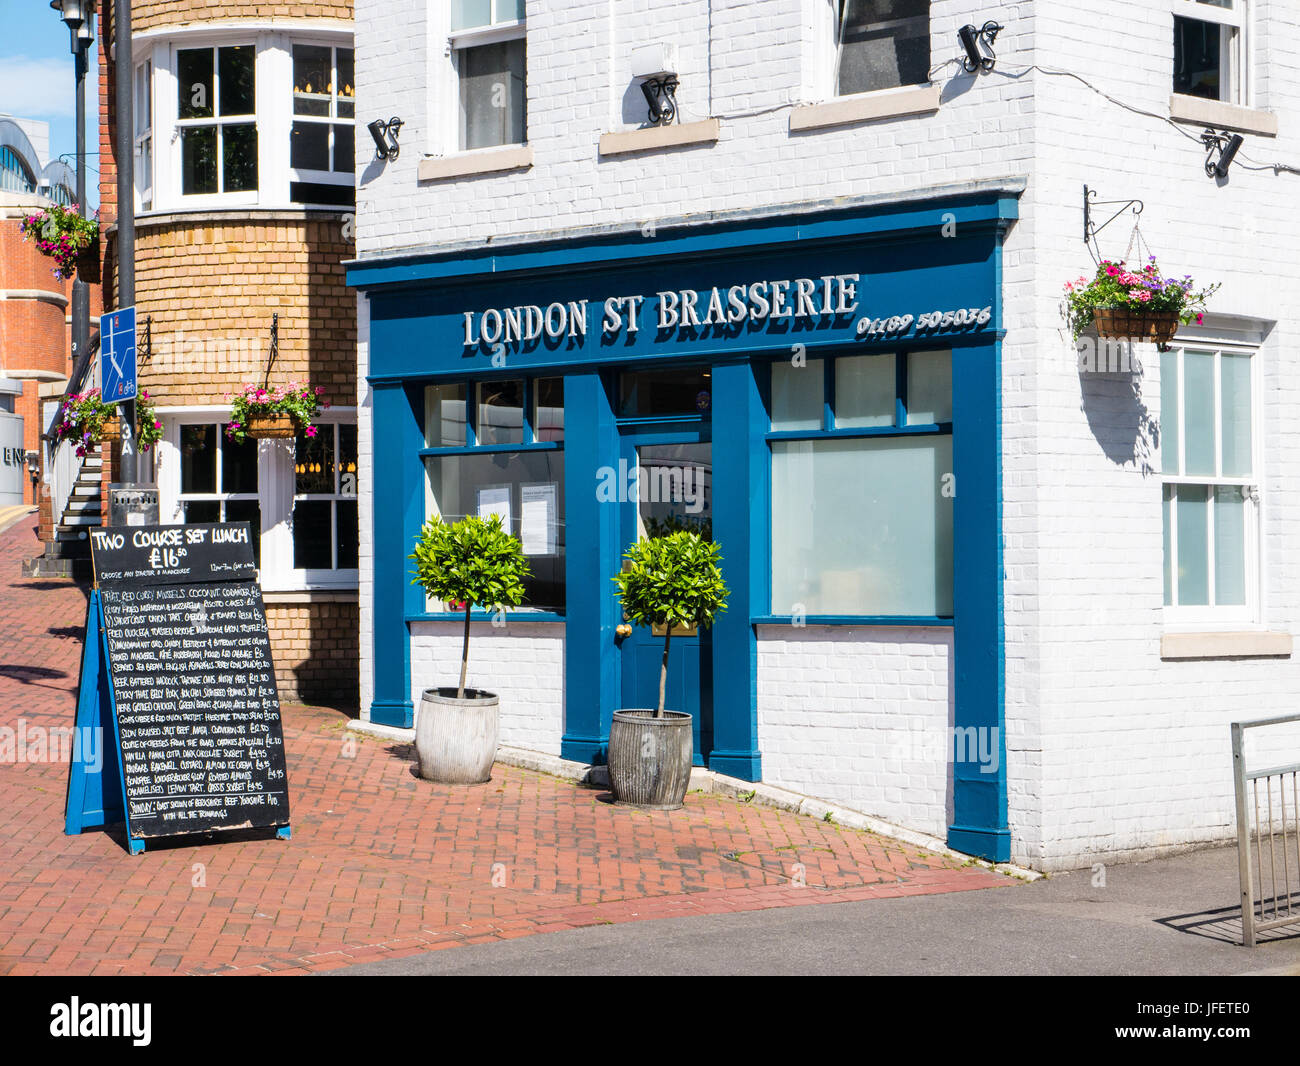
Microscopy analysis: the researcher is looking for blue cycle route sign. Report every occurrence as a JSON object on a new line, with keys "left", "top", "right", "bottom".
{"left": 100, "top": 307, "right": 137, "bottom": 404}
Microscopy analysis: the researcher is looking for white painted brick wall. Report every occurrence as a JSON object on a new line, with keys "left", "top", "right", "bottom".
{"left": 355, "top": 0, "right": 1300, "bottom": 869}
{"left": 757, "top": 626, "right": 955, "bottom": 838}
{"left": 409, "top": 621, "right": 566, "bottom": 755}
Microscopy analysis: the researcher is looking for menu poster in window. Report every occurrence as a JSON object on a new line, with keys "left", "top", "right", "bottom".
{"left": 476, "top": 485, "right": 512, "bottom": 531}
{"left": 520, "top": 482, "right": 557, "bottom": 556}
{"left": 65, "top": 523, "right": 291, "bottom": 852}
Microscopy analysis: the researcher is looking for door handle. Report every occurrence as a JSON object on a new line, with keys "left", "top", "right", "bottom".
{"left": 615, "top": 623, "right": 632, "bottom": 639}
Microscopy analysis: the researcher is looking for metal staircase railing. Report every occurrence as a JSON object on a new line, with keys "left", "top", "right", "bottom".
{"left": 42, "top": 330, "right": 100, "bottom": 533}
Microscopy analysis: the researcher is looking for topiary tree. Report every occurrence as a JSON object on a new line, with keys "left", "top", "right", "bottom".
{"left": 410, "top": 514, "right": 531, "bottom": 699}
{"left": 613, "top": 530, "right": 729, "bottom": 718}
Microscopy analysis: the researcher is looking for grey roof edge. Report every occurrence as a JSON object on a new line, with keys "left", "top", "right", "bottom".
{"left": 347, "top": 175, "right": 1029, "bottom": 270}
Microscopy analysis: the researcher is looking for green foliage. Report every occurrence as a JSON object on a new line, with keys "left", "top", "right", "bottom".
{"left": 409, "top": 514, "right": 531, "bottom": 611}
{"left": 52, "top": 389, "right": 115, "bottom": 459}
{"left": 225, "top": 382, "right": 327, "bottom": 445}
{"left": 613, "top": 530, "right": 729, "bottom": 631}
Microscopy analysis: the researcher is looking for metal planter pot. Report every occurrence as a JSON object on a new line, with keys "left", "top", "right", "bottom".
{"left": 415, "top": 687, "right": 499, "bottom": 784}
{"left": 607, "top": 709, "right": 693, "bottom": 810}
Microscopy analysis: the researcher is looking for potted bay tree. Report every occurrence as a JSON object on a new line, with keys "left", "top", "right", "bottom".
{"left": 409, "top": 514, "right": 530, "bottom": 783}
{"left": 609, "top": 530, "right": 729, "bottom": 810}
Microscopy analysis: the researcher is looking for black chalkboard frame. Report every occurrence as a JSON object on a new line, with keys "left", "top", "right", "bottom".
{"left": 65, "top": 523, "right": 293, "bottom": 853}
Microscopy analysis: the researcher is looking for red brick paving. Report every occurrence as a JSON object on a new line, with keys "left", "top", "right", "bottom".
{"left": 0, "top": 517, "right": 1010, "bottom": 975}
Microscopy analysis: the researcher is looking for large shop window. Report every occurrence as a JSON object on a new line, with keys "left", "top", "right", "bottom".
{"left": 293, "top": 423, "right": 359, "bottom": 571}
{"left": 769, "top": 350, "right": 953, "bottom": 617}
{"left": 290, "top": 44, "right": 356, "bottom": 206}
{"left": 1173, "top": 0, "right": 1247, "bottom": 104}
{"left": 451, "top": 0, "right": 527, "bottom": 150}
{"left": 835, "top": 0, "right": 932, "bottom": 97}
{"left": 422, "top": 378, "right": 565, "bottom": 612}
{"left": 1161, "top": 345, "right": 1257, "bottom": 621}
{"left": 178, "top": 423, "right": 262, "bottom": 564}
{"left": 177, "top": 45, "right": 258, "bottom": 197}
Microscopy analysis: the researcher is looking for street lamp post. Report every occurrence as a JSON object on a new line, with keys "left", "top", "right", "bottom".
{"left": 50, "top": 1, "right": 94, "bottom": 403}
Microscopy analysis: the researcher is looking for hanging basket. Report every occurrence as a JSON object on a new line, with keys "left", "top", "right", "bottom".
{"left": 75, "top": 241, "right": 101, "bottom": 284}
{"left": 1093, "top": 307, "right": 1180, "bottom": 343}
{"left": 245, "top": 412, "right": 297, "bottom": 439}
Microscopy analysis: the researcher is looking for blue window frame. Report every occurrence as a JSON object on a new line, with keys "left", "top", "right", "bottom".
{"left": 765, "top": 349, "right": 954, "bottom": 621}
{"left": 418, "top": 375, "right": 565, "bottom": 613}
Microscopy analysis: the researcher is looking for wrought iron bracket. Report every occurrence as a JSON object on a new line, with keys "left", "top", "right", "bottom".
{"left": 1083, "top": 184, "right": 1144, "bottom": 246}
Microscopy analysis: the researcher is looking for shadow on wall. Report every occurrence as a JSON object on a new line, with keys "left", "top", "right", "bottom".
{"left": 289, "top": 603, "right": 361, "bottom": 712}
{"left": 1076, "top": 336, "right": 1160, "bottom": 475}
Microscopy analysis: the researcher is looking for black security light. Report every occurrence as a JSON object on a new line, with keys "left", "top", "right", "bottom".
{"left": 1201, "top": 129, "right": 1244, "bottom": 178}
{"left": 958, "top": 20, "right": 1004, "bottom": 73}
{"left": 368, "top": 116, "right": 403, "bottom": 161}
{"left": 641, "top": 76, "right": 679, "bottom": 125}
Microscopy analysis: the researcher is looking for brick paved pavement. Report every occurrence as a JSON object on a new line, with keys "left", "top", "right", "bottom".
{"left": 0, "top": 517, "right": 1010, "bottom": 975}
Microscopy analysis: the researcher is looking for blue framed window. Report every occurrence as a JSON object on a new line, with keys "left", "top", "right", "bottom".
{"left": 420, "top": 377, "right": 565, "bottom": 611}
{"left": 767, "top": 350, "right": 953, "bottom": 619}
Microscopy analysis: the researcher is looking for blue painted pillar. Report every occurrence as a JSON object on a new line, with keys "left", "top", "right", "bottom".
{"left": 368, "top": 380, "right": 421, "bottom": 728}
{"left": 560, "top": 370, "right": 619, "bottom": 763}
{"left": 947, "top": 337, "right": 1009, "bottom": 861}
{"left": 707, "top": 360, "right": 763, "bottom": 781}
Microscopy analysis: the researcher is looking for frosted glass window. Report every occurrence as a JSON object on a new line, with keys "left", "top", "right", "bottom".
{"left": 1183, "top": 350, "right": 1216, "bottom": 476}
{"left": 425, "top": 384, "right": 467, "bottom": 446}
{"left": 771, "top": 436, "right": 953, "bottom": 616}
{"left": 1160, "top": 348, "right": 1180, "bottom": 474}
{"left": 1176, "top": 485, "right": 1210, "bottom": 606}
{"left": 1220, "top": 352, "right": 1252, "bottom": 477}
{"left": 771, "top": 359, "right": 824, "bottom": 430}
{"left": 1214, "top": 487, "right": 1247, "bottom": 605}
{"left": 907, "top": 349, "right": 952, "bottom": 425}
{"left": 835, "top": 354, "right": 894, "bottom": 428}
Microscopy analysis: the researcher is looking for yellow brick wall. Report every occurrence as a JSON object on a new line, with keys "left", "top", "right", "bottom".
{"left": 132, "top": 0, "right": 354, "bottom": 33}
{"left": 119, "top": 215, "right": 356, "bottom": 410}
{"left": 265, "top": 601, "right": 360, "bottom": 708}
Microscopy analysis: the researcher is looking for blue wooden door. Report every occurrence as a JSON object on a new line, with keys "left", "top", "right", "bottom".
{"left": 615, "top": 427, "right": 713, "bottom": 764}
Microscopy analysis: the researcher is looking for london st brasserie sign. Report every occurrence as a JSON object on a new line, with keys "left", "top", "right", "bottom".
{"left": 461, "top": 273, "right": 992, "bottom": 350}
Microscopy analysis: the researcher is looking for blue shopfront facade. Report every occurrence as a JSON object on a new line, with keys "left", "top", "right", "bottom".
{"left": 348, "top": 184, "right": 1020, "bottom": 861}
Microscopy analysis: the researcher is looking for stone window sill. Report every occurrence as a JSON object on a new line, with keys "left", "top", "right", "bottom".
{"left": 417, "top": 145, "right": 533, "bottom": 182}
{"left": 1169, "top": 94, "right": 1278, "bottom": 137}
{"left": 262, "top": 589, "right": 359, "bottom": 604}
{"left": 598, "top": 119, "right": 721, "bottom": 157}
{"left": 789, "top": 84, "right": 941, "bottom": 132}
{"left": 1160, "top": 630, "right": 1292, "bottom": 660}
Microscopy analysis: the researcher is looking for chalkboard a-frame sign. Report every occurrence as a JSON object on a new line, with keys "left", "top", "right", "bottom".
{"left": 65, "top": 522, "right": 292, "bottom": 854}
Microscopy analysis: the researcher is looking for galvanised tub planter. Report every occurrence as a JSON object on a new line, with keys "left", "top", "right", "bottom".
{"left": 415, "top": 687, "right": 499, "bottom": 784}
{"left": 607, "top": 709, "right": 693, "bottom": 810}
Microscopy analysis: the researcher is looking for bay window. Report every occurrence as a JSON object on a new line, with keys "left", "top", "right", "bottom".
{"left": 177, "top": 45, "right": 258, "bottom": 198}
{"left": 422, "top": 377, "right": 565, "bottom": 612}
{"left": 135, "top": 32, "right": 355, "bottom": 211}
{"left": 451, "top": 1, "right": 527, "bottom": 150}
{"left": 769, "top": 350, "right": 953, "bottom": 618}
{"left": 134, "top": 58, "right": 153, "bottom": 210}
{"left": 292, "top": 423, "right": 359, "bottom": 572}
{"left": 290, "top": 44, "right": 356, "bottom": 206}
{"left": 1161, "top": 344, "right": 1258, "bottom": 621}
{"left": 1173, "top": 0, "right": 1248, "bottom": 105}
{"left": 835, "top": 0, "right": 932, "bottom": 97}
{"left": 177, "top": 422, "right": 261, "bottom": 564}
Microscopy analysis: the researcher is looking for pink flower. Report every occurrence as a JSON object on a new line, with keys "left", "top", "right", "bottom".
{"left": 1106, "top": 266, "right": 1120, "bottom": 277}
{"left": 1196, "top": 313, "right": 1204, "bottom": 324}
{"left": 304, "top": 425, "right": 318, "bottom": 438}
{"left": 1137, "top": 291, "right": 1151, "bottom": 303}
